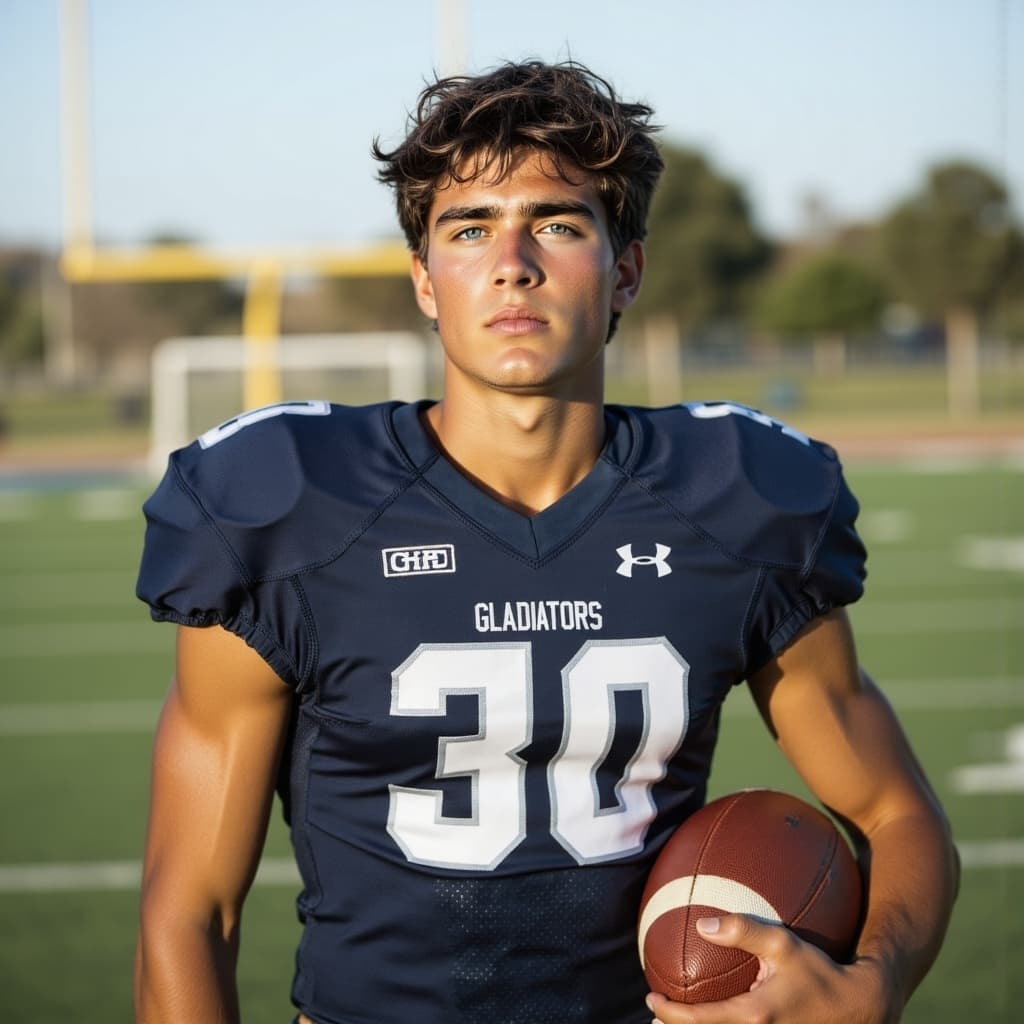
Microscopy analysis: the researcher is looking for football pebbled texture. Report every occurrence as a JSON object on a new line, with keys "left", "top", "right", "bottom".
{"left": 638, "top": 789, "right": 862, "bottom": 1004}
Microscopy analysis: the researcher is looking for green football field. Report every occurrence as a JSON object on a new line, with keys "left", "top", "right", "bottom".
{"left": 0, "top": 456, "right": 1021, "bottom": 1021}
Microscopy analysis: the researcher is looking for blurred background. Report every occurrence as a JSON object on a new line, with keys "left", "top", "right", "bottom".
{"left": 0, "top": 1, "right": 1021, "bottom": 1021}
{"left": 1, "top": 0, "right": 1022, "bottom": 458}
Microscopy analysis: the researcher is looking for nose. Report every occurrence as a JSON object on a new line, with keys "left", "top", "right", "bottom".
{"left": 491, "top": 229, "right": 541, "bottom": 289}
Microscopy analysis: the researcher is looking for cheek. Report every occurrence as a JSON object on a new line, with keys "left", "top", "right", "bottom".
{"left": 429, "top": 259, "right": 483, "bottom": 318}
{"left": 564, "top": 258, "right": 616, "bottom": 319}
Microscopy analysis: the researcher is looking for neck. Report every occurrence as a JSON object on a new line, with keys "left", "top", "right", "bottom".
{"left": 424, "top": 392, "right": 606, "bottom": 517}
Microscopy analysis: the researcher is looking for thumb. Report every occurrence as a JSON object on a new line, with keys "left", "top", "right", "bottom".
{"left": 696, "top": 913, "right": 791, "bottom": 956}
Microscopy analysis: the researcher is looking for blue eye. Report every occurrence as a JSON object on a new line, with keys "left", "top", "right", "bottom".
{"left": 542, "top": 222, "right": 577, "bottom": 236}
{"left": 456, "top": 226, "right": 485, "bottom": 240}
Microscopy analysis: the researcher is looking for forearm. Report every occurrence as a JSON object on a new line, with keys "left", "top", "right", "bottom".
{"left": 851, "top": 807, "right": 960, "bottom": 1015}
{"left": 134, "top": 897, "right": 242, "bottom": 1024}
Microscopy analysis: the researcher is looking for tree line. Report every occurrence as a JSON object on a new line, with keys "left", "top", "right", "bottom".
{"left": 1, "top": 146, "right": 1022, "bottom": 393}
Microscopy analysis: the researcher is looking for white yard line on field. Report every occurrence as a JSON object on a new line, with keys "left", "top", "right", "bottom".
{"left": 0, "top": 489, "right": 141, "bottom": 522}
{"left": 956, "top": 839, "right": 1024, "bottom": 868}
{"left": 0, "top": 857, "right": 300, "bottom": 893}
{"left": 960, "top": 536, "right": 1024, "bottom": 572}
{"left": 71, "top": 489, "right": 142, "bottom": 521}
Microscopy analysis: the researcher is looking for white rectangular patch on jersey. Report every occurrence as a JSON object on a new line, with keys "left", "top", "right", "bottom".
{"left": 382, "top": 544, "right": 457, "bottom": 578}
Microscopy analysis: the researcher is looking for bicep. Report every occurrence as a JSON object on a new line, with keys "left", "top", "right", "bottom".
{"left": 747, "top": 609, "right": 939, "bottom": 841}
{"left": 142, "top": 625, "right": 293, "bottom": 916}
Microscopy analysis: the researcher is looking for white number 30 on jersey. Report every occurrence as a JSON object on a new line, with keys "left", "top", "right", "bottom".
{"left": 387, "top": 638, "right": 689, "bottom": 870}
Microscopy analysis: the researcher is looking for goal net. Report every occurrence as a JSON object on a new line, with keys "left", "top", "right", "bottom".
{"left": 149, "top": 332, "right": 430, "bottom": 475}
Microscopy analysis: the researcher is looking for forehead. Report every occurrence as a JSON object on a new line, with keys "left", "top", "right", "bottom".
{"left": 426, "top": 149, "right": 605, "bottom": 224}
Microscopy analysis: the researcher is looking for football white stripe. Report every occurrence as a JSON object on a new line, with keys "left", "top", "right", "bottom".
{"left": 637, "top": 875, "right": 782, "bottom": 968}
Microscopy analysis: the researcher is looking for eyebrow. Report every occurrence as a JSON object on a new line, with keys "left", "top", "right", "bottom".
{"left": 433, "top": 199, "right": 598, "bottom": 228}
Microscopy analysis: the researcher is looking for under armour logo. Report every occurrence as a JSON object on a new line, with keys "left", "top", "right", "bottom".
{"left": 616, "top": 543, "right": 672, "bottom": 578}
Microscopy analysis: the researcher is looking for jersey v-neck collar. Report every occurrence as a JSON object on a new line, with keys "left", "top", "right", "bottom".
{"left": 389, "top": 400, "right": 638, "bottom": 562}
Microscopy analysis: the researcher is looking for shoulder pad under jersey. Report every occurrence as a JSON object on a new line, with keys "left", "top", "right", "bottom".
{"left": 147, "top": 401, "right": 415, "bottom": 581}
{"left": 627, "top": 401, "right": 862, "bottom": 574}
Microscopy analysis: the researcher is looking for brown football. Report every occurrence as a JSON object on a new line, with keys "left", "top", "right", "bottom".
{"left": 638, "top": 789, "right": 862, "bottom": 1004}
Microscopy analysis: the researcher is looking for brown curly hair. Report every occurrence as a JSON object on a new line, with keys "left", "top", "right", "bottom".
{"left": 372, "top": 60, "right": 664, "bottom": 261}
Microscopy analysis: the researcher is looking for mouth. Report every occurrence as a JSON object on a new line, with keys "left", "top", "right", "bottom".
{"left": 485, "top": 307, "right": 549, "bottom": 335}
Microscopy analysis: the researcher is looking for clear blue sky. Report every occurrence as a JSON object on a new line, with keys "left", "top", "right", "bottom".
{"left": 1, "top": 0, "right": 1021, "bottom": 250}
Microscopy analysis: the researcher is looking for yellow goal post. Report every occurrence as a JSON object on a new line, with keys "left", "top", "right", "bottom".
{"left": 60, "top": 240, "right": 413, "bottom": 411}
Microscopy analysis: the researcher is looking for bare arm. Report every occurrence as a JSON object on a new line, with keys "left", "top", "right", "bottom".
{"left": 134, "top": 624, "right": 293, "bottom": 1024}
{"left": 749, "top": 609, "right": 959, "bottom": 1012}
{"left": 649, "top": 609, "right": 959, "bottom": 1023}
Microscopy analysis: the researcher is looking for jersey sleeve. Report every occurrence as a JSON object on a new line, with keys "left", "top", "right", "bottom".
{"left": 136, "top": 450, "right": 304, "bottom": 687}
{"left": 744, "top": 468, "right": 866, "bottom": 672}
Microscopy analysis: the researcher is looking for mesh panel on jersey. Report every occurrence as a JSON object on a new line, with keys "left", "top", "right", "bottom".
{"left": 435, "top": 869, "right": 626, "bottom": 1022}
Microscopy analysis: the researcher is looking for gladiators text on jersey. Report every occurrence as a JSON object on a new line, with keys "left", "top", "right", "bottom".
{"left": 473, "top": 599, "right": 604, "bottom": 633}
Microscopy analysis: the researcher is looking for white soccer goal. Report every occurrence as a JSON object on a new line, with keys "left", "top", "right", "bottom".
{"left": 149, "top": 333, "right": 429, "bottom": 475}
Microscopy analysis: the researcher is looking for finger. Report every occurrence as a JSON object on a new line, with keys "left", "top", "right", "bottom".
{"left": 647, "top": 990, "right": 703, "bottom": 1023}
{"left": 646, "top": 989, "right": 755, "bottom": 1024}
{"left": 695, "top": 912, "right": 797, "bottom": 960}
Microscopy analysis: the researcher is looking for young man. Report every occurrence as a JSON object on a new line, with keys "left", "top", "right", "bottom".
{"left": 135, "top": 61, "right": 958, "bottom": 1024}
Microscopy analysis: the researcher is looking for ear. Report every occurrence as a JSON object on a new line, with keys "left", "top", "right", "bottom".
{"left": 410, "top": 253, "right": 438, "bottom": 320}
{"left": 611, "top": 240, "right": 645, "bottom": 313}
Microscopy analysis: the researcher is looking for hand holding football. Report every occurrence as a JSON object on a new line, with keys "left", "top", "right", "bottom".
{"left": 638, "top": 789, "right": 863, "bottom": 1004}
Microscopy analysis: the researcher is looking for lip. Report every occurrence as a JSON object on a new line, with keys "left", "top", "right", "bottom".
{"left": 485, "top": 307, "right": 549, "bottom": 335}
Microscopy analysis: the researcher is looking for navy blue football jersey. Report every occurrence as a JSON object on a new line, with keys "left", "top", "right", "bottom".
{"left": 137, "top": 399, "right": 866, "bottom": 1024}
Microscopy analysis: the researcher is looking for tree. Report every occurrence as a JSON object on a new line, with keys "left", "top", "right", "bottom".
{"left": 624, "top": 144, "right": 771, "bottom": 403}
{"left": 879, "top": 161, "right": 1023, "bottom": 416}
{"left": 634, "top": 144, "right": 772, "bottom": 334}
{"left": 755, "top": 253, "right": 886, "bottom": 373}
{"left": 0, "top": 259, "right": 45, "bottom": 370}
{"left": 992, "top": 233, "right": 1024, "bottom": 346}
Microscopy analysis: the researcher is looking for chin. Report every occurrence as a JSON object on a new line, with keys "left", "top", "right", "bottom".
{"left": 490, "top": 359, "right": 553, "bottom": 387}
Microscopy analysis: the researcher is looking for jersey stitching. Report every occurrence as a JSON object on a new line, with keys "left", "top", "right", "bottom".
{"left": 290, "top": 712, "right": 326, "bottom": 922}
{"left": 622, "top": 472, "right": 807, "bottom": 572}
{"left": 414, "top": 473, "right": 541, "bottom": 566}
{"left": 171, "top": 456, "right": 256, "bottom": 585}
{"left": 250, "top": 476, "right": 420, "bottom": 582}
{"left": 148, "top": 607, "right": 219, "bottom": 627}
{"left": 739, "top": 567, "right": 767, "bottom": 674}
{"left": 767, "top": 598, "right": 821, "bottom": 650}
{"left": 800, "top": 470, "right": 844, "bottom": 583}
{"left": 541, "top": 462, "right": 632, "bottom": 562}
{"left": 289, "top": 576, "right": 320, "bottom": 694}
{"left": 382, "top": 399, "right": 429, "bottom": 472}
{"left": 233, "top": 609, "right": 302, "bottom": 684}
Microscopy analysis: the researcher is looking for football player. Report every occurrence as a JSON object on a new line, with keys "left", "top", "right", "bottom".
{"left": 134, "top": 61, "right": 958, "bottom": 1024}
